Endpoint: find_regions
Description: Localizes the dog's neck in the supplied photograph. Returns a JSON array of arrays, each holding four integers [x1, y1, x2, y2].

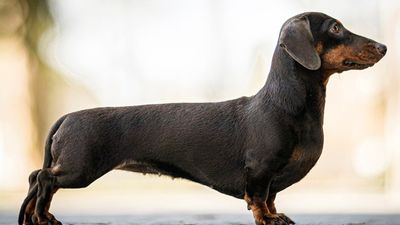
[[255, 46, 327, 122]]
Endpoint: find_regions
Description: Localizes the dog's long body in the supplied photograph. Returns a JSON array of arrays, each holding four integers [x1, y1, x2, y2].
[[46, 64, 323, 196], [19, 12, 386, 225], [51, 100, 249, 196]]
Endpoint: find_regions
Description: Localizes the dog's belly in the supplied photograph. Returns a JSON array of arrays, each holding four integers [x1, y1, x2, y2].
[[116, 160, 199, 181], [270, 144, 323, 193], [116, 160, 246, 198]]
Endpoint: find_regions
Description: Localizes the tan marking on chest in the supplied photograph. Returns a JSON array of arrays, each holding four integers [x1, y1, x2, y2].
[[289, 146, 322, 168], [290, 147, 304, 161]]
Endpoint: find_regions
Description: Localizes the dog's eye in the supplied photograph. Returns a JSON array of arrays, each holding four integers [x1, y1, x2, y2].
[[330, 23, 341, 34]]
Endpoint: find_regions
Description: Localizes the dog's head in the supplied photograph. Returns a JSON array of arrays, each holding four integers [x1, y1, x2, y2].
[[278, 12, 386, 74]]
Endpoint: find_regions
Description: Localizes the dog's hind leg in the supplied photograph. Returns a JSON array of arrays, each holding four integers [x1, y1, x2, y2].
[[42, 187, 60, 225], [21, 170, 40, 225], [32, 169, 60, 225]]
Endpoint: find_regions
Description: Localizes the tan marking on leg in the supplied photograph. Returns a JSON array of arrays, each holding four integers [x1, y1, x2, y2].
[[23, 198, 36, 224], [244, 193, 270, 224], [266, 193, 277, 214], [44, 187, 59, 222]]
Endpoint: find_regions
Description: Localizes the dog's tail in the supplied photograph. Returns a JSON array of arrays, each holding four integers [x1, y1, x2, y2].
[[18, 115, 68, 225], [42, 114, 68, 169], [18, 183, 38, 225]]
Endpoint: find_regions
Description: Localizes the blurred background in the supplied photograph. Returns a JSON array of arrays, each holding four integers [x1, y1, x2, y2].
[[0, 0, 399, 217]]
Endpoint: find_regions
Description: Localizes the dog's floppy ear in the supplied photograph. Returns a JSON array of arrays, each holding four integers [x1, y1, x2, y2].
[[279, 16, 321, 70]]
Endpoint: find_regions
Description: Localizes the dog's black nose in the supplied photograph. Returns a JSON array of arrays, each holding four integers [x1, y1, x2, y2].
[[375, 43, 387, 56]]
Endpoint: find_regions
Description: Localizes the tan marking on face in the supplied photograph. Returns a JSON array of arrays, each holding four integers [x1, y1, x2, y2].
[[322, 43, 383, 75], [322, 44, 354, 68], [323, 77, 330, 86], [315, 42, 323, 55], [356, 44, 382, 62]]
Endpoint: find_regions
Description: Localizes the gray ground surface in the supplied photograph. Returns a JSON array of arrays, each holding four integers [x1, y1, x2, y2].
[[1, 214, 399, 225]]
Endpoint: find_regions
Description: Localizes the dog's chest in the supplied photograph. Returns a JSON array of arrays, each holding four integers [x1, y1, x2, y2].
[[272, 117, 324, 192], [287, 143, 322, 172]]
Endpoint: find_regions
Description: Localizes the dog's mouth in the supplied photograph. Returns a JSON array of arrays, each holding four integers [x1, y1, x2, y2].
[[342, 59, 375, 69]]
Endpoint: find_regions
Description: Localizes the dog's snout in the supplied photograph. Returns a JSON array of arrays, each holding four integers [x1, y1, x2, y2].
[[375, 43, 387, 56]]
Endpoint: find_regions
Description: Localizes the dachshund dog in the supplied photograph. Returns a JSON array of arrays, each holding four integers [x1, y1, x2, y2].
[[19, 12, 386, 225]]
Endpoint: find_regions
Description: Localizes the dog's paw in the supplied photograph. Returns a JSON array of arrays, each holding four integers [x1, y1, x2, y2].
[[30, 214, 62, 225], [254, 213, 292, 225], [276, 213, 295, 224], [48, 218, 62, 225], [47, 214, 62, 225]]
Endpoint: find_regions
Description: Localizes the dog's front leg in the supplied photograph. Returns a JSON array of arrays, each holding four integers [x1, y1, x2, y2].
[[244, 170, 280, 225], [244, 151, 290, 225], [266, 193, 295, 224]]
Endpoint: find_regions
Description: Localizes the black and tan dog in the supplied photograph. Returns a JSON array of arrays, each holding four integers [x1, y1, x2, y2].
[[19, 12, 386, 225]]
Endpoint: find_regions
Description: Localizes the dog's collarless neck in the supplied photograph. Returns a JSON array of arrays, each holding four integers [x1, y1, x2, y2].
[[256, 47, 327, 118]]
